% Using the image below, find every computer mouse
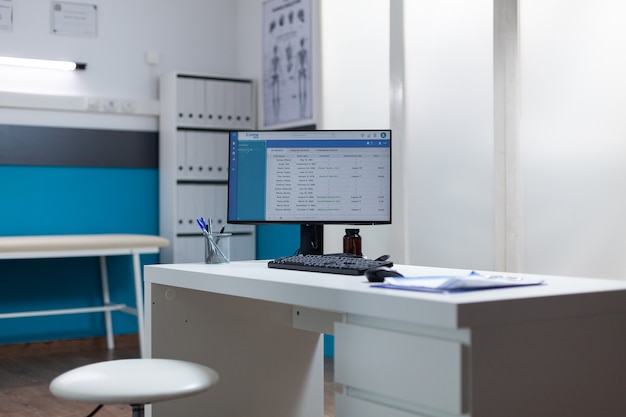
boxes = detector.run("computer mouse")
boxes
[364,266,404,282]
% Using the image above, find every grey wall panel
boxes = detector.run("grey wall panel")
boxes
[0,125,158,168]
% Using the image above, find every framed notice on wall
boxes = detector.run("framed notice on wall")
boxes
[51,1,97,37]
[0,0,13,33]
[262,0,314,129]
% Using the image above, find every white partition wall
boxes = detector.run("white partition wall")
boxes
[520,1,626,280]
[402,0,495,270]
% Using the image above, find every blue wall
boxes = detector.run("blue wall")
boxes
[256,224,300,259]
[0,165,159,344]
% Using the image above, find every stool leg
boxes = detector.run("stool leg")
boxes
[132,404,144,417]
[86,404,103,417]
[100,256,115,350]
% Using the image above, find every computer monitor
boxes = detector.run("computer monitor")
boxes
[227,129,392,254]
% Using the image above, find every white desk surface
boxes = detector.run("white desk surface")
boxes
[145,261,626,329]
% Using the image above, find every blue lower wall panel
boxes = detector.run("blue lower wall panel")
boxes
[0,166,159,345]
[0,166,158,235]
[324,334,334,357]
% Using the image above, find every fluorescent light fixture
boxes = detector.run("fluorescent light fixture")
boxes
[0,56,87,71]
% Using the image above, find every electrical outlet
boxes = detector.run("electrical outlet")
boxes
[102,99,119,112]
[121,100,137,113]
[85,97,100,111]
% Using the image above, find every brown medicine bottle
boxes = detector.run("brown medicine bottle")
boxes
[343,228,362,256]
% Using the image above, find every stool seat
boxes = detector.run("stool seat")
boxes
[50,358,219,405]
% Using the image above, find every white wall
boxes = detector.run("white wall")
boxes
[0,0,239,130]
[521,0,626,280]
[235,0,268,126]
[235,0,264,81]
[402,0,495,270]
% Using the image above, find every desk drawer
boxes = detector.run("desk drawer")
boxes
[334,322,468,415]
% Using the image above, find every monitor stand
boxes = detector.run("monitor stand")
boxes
[300,224,323,255]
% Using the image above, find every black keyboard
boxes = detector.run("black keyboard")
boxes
[268,254,393,275]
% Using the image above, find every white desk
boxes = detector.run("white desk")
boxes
[0,234,169,357]
[144,261,626,417]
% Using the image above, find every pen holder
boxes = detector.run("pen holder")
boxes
[204,232,232,264]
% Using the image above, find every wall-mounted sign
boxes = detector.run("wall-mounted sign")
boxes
[0,0,13,33]
[51,1,97,38]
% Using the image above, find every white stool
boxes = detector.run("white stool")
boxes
[49,358,219,417]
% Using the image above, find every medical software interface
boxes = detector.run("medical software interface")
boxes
[228,130,392,224]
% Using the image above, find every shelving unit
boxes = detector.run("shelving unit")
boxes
[159,72,256,263]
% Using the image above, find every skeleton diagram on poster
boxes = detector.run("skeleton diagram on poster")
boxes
[263,0,313,128]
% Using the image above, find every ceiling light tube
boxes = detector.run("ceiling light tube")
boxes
[0,56,87,71]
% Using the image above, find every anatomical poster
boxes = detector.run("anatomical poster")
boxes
[262,0,313,128]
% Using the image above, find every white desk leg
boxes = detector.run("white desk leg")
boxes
[132,252,146,358]
[99,256,115,350]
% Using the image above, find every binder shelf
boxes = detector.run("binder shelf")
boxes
[159,72,256,264]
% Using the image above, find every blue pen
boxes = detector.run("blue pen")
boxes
[196,218,206,232]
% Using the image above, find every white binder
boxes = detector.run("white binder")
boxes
[185,131,203,180]
[193,78,206,127]
[176,131,187,180]
[176,77,195,126]
[223,81,236,128]
[212,132,229,181]
[235,81,254,128]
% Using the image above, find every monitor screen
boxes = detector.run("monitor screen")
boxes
[227,129,392,225]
